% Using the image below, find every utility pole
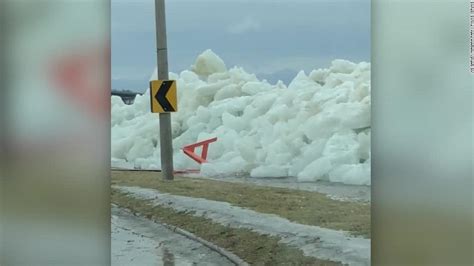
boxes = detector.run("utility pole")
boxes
[154,0,174,180]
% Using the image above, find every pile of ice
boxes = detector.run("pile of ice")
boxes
[112,49,371,185]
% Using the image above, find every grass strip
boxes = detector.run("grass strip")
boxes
[112,170,370,237]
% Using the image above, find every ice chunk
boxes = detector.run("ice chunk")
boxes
[191,49,227,76]
[214,84,241,101]
[241,81,272,95]
[330,59,357,74]
[358,131,371,161]
[297,157,333,182]
[328,164,371,185]
[201,156,249,177]
[322,131,360,165]
[250,165,288,178]
[126,137,155,162]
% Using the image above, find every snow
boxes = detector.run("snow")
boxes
[112,49,371,185]
[115,186,370,266]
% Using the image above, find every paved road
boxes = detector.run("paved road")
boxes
[112,205,234,266]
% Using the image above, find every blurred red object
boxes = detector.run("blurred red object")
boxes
[50,43,110,117]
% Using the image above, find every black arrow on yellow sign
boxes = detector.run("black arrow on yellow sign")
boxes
[150,80,177,113]
[156,81,174,111]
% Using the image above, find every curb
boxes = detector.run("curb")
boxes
[160,222,249,266]
[120,205,249,266]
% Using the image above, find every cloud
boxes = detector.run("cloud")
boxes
[227,17,261,34]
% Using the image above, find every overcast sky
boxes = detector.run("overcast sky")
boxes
[112,0,370,92]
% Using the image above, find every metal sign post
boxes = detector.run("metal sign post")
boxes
[154,0,174,180]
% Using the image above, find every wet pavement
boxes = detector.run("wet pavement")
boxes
[111,205,235,266]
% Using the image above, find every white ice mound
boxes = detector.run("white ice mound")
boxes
[112,50,371,185]
[150,49,227,80]
[191,49,227,76]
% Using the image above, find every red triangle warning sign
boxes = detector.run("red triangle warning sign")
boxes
[182,137,218,164]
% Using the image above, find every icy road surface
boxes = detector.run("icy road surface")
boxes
[115,186,370,266]
[112,205,234,266]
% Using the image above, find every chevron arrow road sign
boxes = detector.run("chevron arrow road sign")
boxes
[150,80,177,113]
